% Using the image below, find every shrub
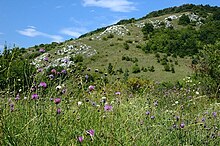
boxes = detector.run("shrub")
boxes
[124,43,129,50]
[132,64,141,73]
[107,34,114,38]
[164,64,170,72]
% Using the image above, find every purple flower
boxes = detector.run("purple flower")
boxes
[61,69,67,74]
[104,105,113,111]
[51,69,57,74]
[57,108,61,114]
[37,68,43,72]
[9,103,14,112]
[61,89,66,94]
[64,59,69,63]
[85,74,89,80]
[39,48,45,53]
[78,136,83,143]
[180,123,185,128]
[151,116,155,119]
[88,85,95,91]
[32,94,39,100]
[146,111,150,115]
[31,87,36,92]
[202,117,205,122]
[115,91,121,95]
[54,98,61,104]
[15,94,20,101]
[87,129,95,137]
[44,57,49,61]
[39,82,47,88]
[212,112,217,118]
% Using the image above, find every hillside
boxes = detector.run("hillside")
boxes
[0,4,220,145]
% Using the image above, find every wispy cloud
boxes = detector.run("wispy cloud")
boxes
[60,27,88,38]
[55,5,64,9]
[82,0,136,12]
[17,26,63,42]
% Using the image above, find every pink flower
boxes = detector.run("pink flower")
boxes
[78,136,83,142]
[39,82,47,88]
[51,69,57,74]
[57,108,61,114]
[54,98,61,104]
[87,129,95,137]
[104,105,113,111]
[44,57,49,61]
[32,94,39,99]
[88,85,95,91]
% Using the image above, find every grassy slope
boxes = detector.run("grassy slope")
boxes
[75,16,193,82]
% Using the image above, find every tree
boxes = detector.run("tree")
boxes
[198,42,220,97]
[142,23,154,39]
[178,14,190,25]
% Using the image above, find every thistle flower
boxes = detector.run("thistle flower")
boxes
[89,85,95,91]
[15,94,20,101]
[180,123,185,128]
[104,105,113,111]
[9,103,14,112]
[44,57,49,61]
[146,111,150,115]
[61,69,67,74]
[212,112,217,118]
[31,94,39,100]
[51,69,57,74]
[78,136,83,143]
[87,129,95,137]
[39,82,47,88]
[57,108,61,114]
[54,98,61,104]
[37,68,43,72]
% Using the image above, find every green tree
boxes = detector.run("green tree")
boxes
[198,42,220,96]
[178,14,190,25]
[142,23,154,39]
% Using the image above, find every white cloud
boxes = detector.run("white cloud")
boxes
[82,0,136,12]
[60,27,88,38]
[17,26,63,42]
[55,5,64,9]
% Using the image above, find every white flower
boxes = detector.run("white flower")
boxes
[78,101,82,106]
[195,91,199,95]
[56,85,62,90]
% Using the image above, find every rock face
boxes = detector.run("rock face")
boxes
[32,41,96,69]
[92,25,130,40]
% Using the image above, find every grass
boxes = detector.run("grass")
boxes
[1,66,220,145]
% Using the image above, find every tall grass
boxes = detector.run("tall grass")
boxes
[1,65,220,145]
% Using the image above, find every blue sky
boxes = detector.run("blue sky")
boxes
[0,0,219,52]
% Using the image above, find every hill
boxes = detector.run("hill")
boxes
[1,4,220,145]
